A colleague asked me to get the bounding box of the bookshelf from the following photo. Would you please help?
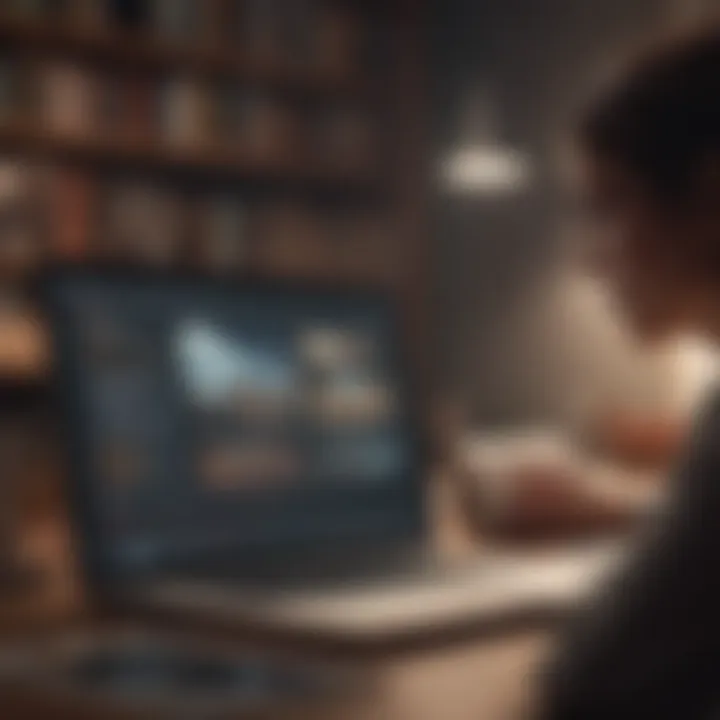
[0,0,424,389]
[0,123,378,189]
[0,14,365,98]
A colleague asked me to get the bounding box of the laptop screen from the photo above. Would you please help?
[46,271,423,581]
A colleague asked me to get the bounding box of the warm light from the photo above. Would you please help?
[670,337,719,416]
[441,145,532,195]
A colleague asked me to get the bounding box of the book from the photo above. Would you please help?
[6,0,49,19]
[282,0,321,71]
[213,84,291,155]
[0,58,18,124]
[149,0,200,43]
[101,180,183,266]
[128,75,155,143]
[107,0,148,31]
[211,81,242,147]
[339,214,394,279]
[198,195,246,272]
[312,107,371,170]
[236,0,285,66]
[158,78,209,149]
[0,58,36,127]
[68,0,108,29]
[38,165,95,261]
[0,160,43,277]
[202,0,229,48]
[100,71,155,143]
[315,5,361,78]
[233,93,291,160]
[40,0,72,20]
[7,0,72,20]
[253,201,326,277]
[40,62,99,138]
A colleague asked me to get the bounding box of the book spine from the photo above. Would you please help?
[69,0,108,30]
[42,165,95,260]
[0,58,18,124]
[150,0,199,43]
[102,180,182,266]
[201,196,246,272]
[0,160,42,276]
[316,5,361,79]
[7,0,48,20]
[123,73,155,144]
[40,62,98,138]
[158,78,208,149]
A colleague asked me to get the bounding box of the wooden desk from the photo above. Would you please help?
[0,479,556,719]
[0,623,551,720]
[346,631,549,720]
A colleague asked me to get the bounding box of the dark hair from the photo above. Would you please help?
[580,24,720,200]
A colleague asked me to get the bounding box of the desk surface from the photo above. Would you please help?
[0,478,556,719]
[0,625,550,720]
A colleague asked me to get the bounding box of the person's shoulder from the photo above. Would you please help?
[690,385,720,446]
[672,385,720,504]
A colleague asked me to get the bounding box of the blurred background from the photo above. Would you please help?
[0,0,717,718]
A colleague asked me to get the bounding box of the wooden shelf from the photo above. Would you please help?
[0,8,394,391]
[0,123,377,192]
[0,15,362,100]
[0,248,393,384]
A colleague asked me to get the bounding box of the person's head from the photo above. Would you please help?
[578,24,720,342]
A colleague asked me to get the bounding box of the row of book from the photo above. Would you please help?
[0,161,246,273]
[0,160,393,277]
[2,0,361,76]
[0,57,373,168]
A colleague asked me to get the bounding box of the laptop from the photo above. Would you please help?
[44,267,623,649]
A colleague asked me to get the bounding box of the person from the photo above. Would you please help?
[538,24,720,720]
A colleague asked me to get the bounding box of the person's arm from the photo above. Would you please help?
[538,404,720,720]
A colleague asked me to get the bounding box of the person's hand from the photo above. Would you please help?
[500,462,647,540]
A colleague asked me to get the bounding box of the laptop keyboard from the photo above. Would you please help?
[167,545,461,592]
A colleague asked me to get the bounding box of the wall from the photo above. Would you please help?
[432,0,718,429]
